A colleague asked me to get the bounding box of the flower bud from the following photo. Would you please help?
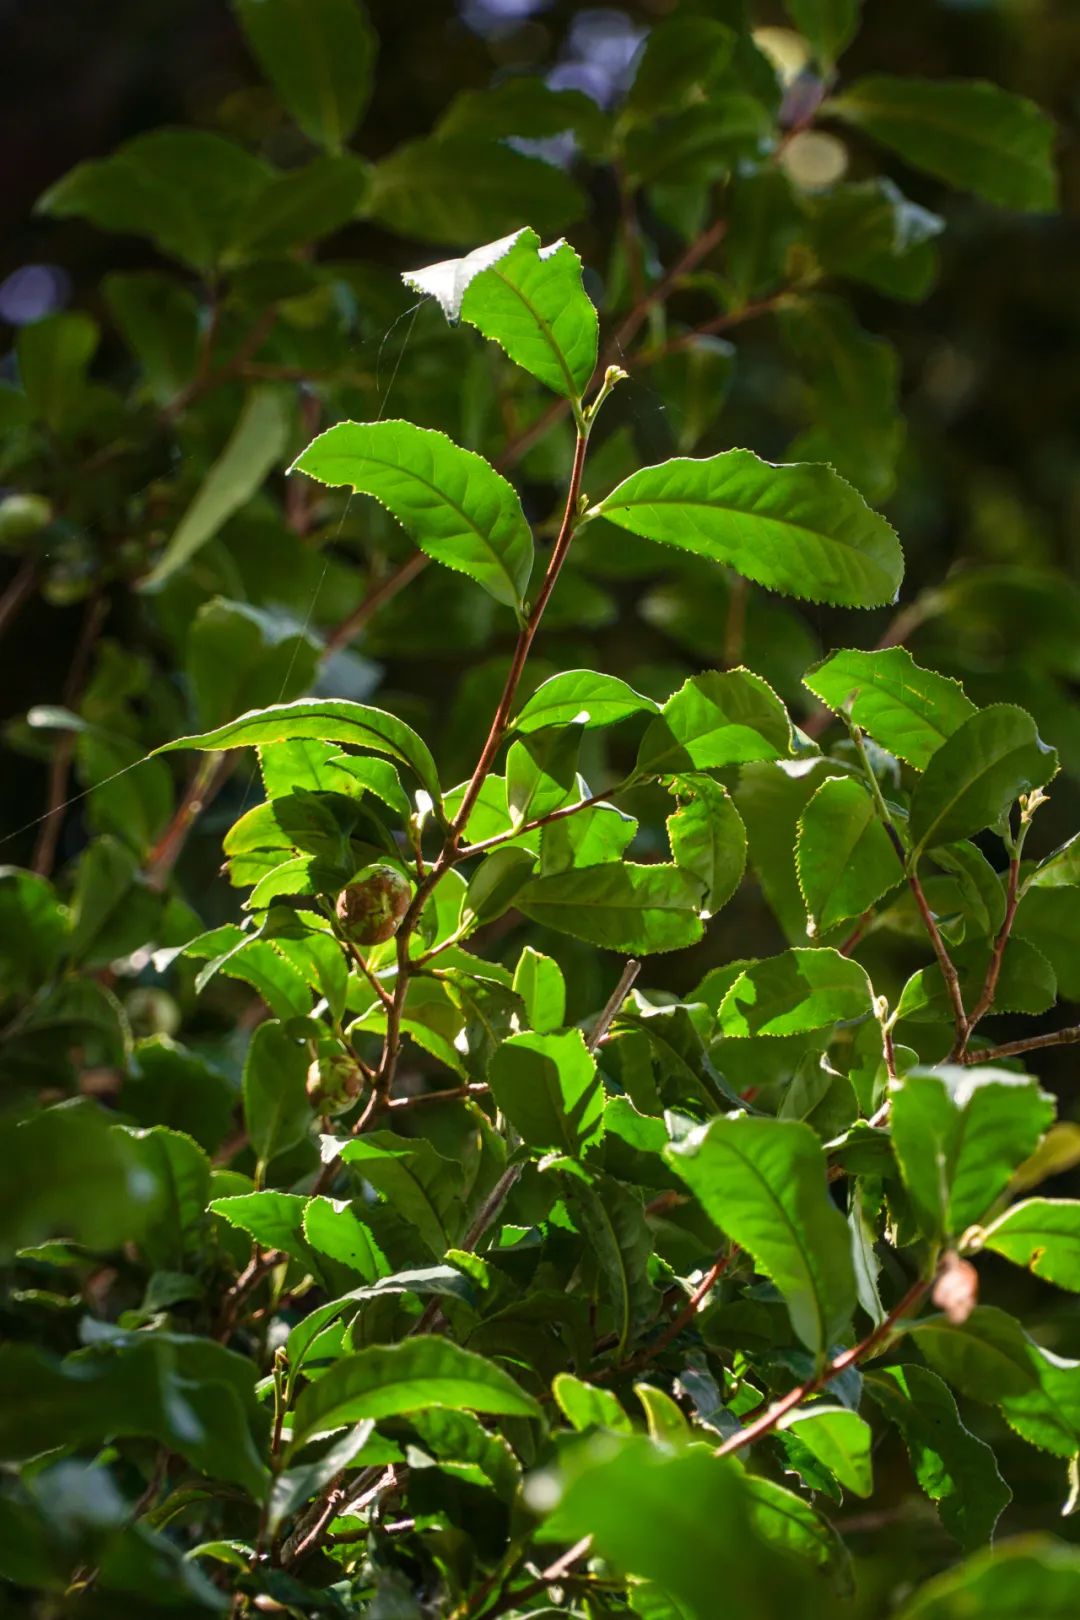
[335,864,412,946]
[305,1050,364,1115]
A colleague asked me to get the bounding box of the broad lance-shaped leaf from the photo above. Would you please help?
[897,1539,1080,1620]
[913,1306,1080,1459]
[288,1338,540,1449]
[803,646,975,770]
[779,1405,873,1497]
[666,777,746,919]
[155,696,442,808]
[291,420,533,612]
[797,774,899,933]
[889,1066,1054,1243]
[979,1198,1080,1291]
[636,668,792,776]
[404,227,598,400]
[828,76,1058,213]
[865,1364,1010,1550]
[513,669,658,734]
[782,0,860,67]
[590,449,903,609]
[666,1114,856,1354]
[516,862,704,955]
[1028,832,1080,889]
[235,0,376,152]
[242,1019,310,1171]
[908,704,1058,855]
[142,386,290,589]
[717,947,873,1037]
[512,946,565,1034]
[488,1029,603,1156]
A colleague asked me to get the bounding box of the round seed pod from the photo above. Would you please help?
[305,1049,365,1115]
[335,864,412,946]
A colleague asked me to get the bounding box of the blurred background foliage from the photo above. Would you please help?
[1,0,1079,1607]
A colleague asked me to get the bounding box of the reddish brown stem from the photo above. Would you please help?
[956,854,1021,1057]
[908,867,968,1040]
[958,1024,1080,1065]
[457,786,616,859]
[0,555,39,642]
[146,755,232,891]
[713,1273,932,1459]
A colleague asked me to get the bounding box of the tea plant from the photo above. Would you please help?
[2,3,1079,1618]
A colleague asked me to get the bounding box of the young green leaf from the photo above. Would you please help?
[780,1406,873,1497]
[505,725,582,828]
[291,420,533,612]
[591,449,903,608]
[797,775,899,933]
[488,1029,603,1156]
[666,777,747,919]
[513,669,659,734]
[512,946,566,1034]
[404,227,598,400]
[865,1364,1010,1549]
[516,863,704,954]
[637,669,792,776]
[803,646,976,770]
[828,76,1058,213]
[553,1373,633,1433]
[143,387,291,589]
[979,1198,1080,1292]
[666,1114,856,1354]
[155,696,442,807]
[908,705,1058,854]
[890,1066,1054,1242]
[289,1338,540,1449]
[716,948,873,1037]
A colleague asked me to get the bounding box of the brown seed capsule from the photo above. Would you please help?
[335,865,412,945]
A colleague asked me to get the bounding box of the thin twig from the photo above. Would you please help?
[588,959,641,1053]
[457,787,618,859]
[146,755,232,891]
[958,1025,1080,1065]
[32,590,108,876]
[0,555,39,643]
[713,1272,933,1458]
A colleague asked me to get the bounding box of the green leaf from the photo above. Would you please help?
[289,1338,540,1449]
[291,420,533,612]
[803,647,976,770]
[717,947,872,1037]
[666,777,747,919]
[810,179,943,302]
[666,1114,856,1354]
[404,227,598,401]
[540,800,637,875]
[230,153,369,257]
[637,669,792,777]
[512,946,566,1034]
[142,387,291,589]
[302,1196,387,1281]
[513,669,658,734]
[0,869,67,999]
[516,863,704,955]
[828,76,1058,213]
[38,129,270,271]
[234,0,376,151]
[780,295,903,503]
[780,1406,873,1497]
[242,1020,311,1170]
[187,598,319,731]
[505,725,582,828]
[16,313,98,432]
[103,272,200,405]
[896,936,1054,1025]
[980,1198,1080,1292]
[266,1421,375,1540]
[624,16,737,118]
[908,705,1058,855]
[368,136,585,245]
[890,1066,1053,1241]
[553,1373,633,1433]
[866,1364,1010,1548]
[914,1306,1080,1458]
[156,696,442,807]
[542,1437,804,1616]
[782,0,861,66]
[898,1539,1080,1620]
[210,1191,313,1267]
[438,78,607,153]
[1028,832,1080,889]
[338,1132,462,1259]
[797,775,899,933]
[488,1029,603,1157]
[1013,887,1080,1000]
[623,100,773,189]
[592,449,903,609]
[565,1177,657,1361]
